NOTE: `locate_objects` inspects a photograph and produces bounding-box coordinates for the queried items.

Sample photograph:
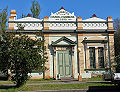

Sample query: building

[8,7,115,80]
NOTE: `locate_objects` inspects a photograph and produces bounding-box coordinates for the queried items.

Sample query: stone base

[30,77,43,79]
[81,73,91,78]
[78,75,82,81]
[44,76,50,79]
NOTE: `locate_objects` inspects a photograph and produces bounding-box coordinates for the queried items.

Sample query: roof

[83,16,106,22]
[13,17,42,22]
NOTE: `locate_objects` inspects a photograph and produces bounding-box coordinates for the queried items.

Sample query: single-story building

[8,7,115,80]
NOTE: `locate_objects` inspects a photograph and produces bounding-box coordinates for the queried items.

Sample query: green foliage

[0,32,47,87]
[0,7,8,34]
[9,33,47,87]
[114,18,120,56]
[0,8,9,78]
[115,54,120,73]
[0,7,46,88]
[22,13,26,18]
[30,0,41,18]
[0,33,12,78]
[114,18,120,72]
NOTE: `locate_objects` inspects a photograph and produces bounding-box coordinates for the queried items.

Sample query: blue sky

[0,0,120,20]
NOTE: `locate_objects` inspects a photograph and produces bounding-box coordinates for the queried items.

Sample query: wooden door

[57,51,72,77]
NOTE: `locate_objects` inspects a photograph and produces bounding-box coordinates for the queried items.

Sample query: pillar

[43,16,49,30]
[43,34,50,79]
[78,34,84,81]
[8,10,16,30]
[107,16,115,72]
[77,16,83,30]
[107,16,113,30]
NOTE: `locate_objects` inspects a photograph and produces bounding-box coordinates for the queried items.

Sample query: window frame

[98,47,105,68]
[89,47,96,69]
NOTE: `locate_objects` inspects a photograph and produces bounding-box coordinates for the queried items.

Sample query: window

[98,47,104,68]
[89,47,96,68]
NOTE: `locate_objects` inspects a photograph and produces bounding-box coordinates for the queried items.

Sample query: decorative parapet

[8,9,115,32]
[82,14,107,30]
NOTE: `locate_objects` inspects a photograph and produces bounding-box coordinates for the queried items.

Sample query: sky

[0,0,120,20]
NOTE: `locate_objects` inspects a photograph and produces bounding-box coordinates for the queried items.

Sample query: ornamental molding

[8,8,112,31]
[49,8,76,21]
[51,36,76,46]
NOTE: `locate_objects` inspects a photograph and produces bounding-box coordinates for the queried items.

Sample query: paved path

[0,81,112,86]
[26,81,112,85]
[25,89,87,92]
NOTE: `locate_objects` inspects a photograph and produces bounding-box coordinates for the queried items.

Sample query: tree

[115,55,120,73]
[9,33,47,87]
[30,0,41,18]
[0,8,10,79]
[114,18,120,56]
[0,7,8,34]
[114,18,120,72]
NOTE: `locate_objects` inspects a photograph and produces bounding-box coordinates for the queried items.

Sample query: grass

[0,83,114,92]
[0,80,13,85]
[0,77,114,92]
[0,77,103,84]
[82,76,103,81]
[0,78,60,85]
[26,78,61,83]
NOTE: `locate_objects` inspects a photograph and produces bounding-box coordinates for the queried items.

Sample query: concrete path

[24,89,87,92]
[26,81,112,85]
[0,81,112,86]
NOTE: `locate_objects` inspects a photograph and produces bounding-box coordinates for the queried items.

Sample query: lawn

[0,77,103,85]
[82,76,103,81]
[0,83,114,92]
[0,77,114,92]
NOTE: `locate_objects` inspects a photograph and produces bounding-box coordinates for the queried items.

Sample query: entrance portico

[51,36,77,79]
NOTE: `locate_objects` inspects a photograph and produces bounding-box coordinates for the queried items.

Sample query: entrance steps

[61,77,77,82]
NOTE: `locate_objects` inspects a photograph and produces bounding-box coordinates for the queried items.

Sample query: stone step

[61,77,77,81]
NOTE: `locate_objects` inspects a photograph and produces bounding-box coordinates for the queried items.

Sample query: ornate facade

[8,7,115,79]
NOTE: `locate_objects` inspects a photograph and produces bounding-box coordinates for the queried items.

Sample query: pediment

[49,7,76,21]
[57,41,70,45]
[52,36,76,45]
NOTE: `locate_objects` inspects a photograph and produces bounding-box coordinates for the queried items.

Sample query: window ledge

[85,68,109,71]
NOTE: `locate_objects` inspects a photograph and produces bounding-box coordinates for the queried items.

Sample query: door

[57,51,72,77]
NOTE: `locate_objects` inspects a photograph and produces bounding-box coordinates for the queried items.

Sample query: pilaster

[86,48,90,69]
[95,48,99,69]
[8,10,16,30]
[44,34,50,79]
[78,34,84,81]
[43,16,49,30]
[108,33,115,72]
[77,16,83,30]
